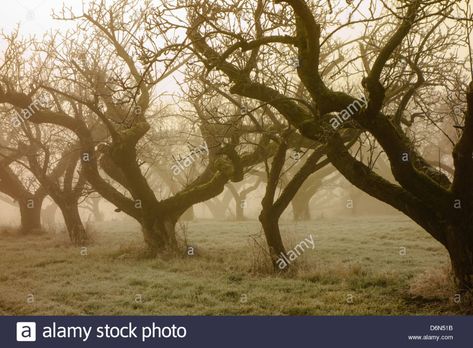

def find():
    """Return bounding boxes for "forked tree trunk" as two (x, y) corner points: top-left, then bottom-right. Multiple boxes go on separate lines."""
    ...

(260, 143), (329, 271)
(19, 197), (43, 234)
(259, 142), (291, 270)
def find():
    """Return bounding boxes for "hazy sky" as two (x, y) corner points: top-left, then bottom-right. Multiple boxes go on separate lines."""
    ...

(0, 0), (86, 35)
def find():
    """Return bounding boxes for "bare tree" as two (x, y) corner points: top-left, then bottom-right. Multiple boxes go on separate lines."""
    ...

(0, 0), (270, 254)
(186, 0), (473, 291)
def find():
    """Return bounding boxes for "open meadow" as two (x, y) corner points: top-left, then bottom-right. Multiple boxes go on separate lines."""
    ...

(1, 216), (468, 316)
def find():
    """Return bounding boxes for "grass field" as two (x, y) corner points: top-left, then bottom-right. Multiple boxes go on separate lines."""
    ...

(0, 215), (470, 315)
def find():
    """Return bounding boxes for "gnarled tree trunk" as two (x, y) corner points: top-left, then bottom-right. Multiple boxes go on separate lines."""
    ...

(260, 139), (335, 270)
(142, 215), (178, 255)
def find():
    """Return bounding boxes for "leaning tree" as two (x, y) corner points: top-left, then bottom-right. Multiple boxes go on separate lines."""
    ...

(184, 0), (473, 291)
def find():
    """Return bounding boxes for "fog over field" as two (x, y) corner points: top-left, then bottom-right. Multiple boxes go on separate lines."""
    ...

(0, 0), (472, 315)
